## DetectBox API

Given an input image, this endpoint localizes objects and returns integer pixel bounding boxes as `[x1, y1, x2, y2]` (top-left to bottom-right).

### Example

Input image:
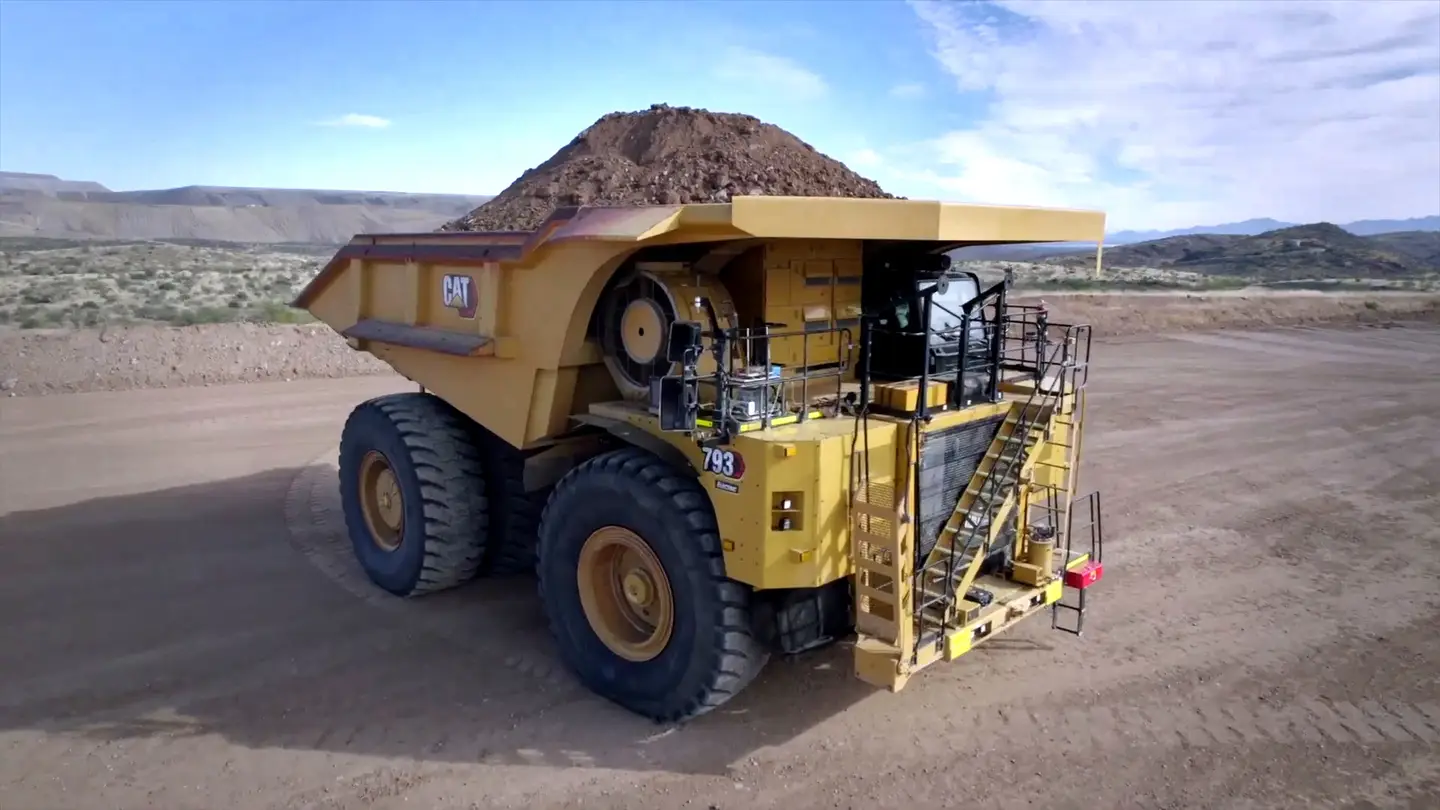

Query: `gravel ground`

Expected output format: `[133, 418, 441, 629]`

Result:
[1, 323, 1437, 809]
[2, 292, 1435, 398]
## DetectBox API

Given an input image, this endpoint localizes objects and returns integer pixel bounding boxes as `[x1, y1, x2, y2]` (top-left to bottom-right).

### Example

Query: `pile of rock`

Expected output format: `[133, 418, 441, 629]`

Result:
[441, 104, 894, 232]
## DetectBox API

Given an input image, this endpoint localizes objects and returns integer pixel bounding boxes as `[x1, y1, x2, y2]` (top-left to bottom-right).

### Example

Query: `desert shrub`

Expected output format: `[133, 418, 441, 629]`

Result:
[173, 306, 237, 325]
[134, 303, 182, 322]
[257, 300, 313, 323]
[18, 308, 58, 328]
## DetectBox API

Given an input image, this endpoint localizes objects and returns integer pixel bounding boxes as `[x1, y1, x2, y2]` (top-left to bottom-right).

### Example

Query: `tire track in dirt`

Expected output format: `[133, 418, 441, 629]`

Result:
[1180, 325, 1439, 365]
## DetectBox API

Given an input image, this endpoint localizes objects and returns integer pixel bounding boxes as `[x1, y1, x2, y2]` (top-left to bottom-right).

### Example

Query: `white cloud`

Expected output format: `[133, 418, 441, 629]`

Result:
[712, 46, 829, 100]
[318, 113, 392, 129]
[903, 0, 1440, 230]
[850, 147, 885, 168]
[890, 82, 927, 99]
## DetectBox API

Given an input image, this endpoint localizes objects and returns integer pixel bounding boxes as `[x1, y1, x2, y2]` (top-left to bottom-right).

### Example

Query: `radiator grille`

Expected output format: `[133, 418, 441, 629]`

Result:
[914, 414, 1006, 563]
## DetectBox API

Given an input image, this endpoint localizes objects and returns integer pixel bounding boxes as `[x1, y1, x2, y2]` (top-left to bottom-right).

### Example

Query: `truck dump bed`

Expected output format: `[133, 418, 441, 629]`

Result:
[292, 197, 1104, 449]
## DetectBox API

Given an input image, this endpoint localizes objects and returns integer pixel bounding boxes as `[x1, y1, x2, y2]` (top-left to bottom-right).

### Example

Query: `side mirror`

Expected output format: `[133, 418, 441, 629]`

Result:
[666, 320, 703, 365]
[657, 375, 697, 432]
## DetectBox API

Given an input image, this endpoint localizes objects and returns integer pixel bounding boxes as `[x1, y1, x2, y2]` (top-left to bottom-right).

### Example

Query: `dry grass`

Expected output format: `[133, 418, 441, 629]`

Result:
[0, 238, 332, 328]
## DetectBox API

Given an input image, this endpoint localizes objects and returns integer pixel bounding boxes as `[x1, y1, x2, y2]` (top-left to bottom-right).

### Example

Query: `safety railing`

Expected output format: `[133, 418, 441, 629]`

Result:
[690, 321, 856, 439]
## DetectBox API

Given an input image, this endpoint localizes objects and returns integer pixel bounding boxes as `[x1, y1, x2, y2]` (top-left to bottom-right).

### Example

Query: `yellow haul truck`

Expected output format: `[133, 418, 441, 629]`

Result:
[293, 197, 1108, 722]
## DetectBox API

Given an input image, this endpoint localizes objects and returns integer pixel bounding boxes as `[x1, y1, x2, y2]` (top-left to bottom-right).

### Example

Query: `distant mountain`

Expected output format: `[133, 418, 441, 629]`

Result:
[950, 215, 1440, 263]
[1089, 222, 1440, 279]
[4, 170, 1436, 249]
[1107, 216, 1440, 244]
[1364, 231, 1440, 267]
[1338, 216, 1440, 236]
[0, 171, 110, 195]
[0, 172, 492, 244]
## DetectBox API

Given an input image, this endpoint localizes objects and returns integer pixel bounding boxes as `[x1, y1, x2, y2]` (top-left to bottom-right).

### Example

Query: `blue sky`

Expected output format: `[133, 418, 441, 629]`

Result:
[2, 0, 1437, 231]
[0, 1, 953, 194]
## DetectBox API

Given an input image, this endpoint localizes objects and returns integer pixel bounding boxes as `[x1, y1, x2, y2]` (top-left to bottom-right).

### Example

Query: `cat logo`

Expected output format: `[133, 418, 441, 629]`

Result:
[442, 274, 478, 319]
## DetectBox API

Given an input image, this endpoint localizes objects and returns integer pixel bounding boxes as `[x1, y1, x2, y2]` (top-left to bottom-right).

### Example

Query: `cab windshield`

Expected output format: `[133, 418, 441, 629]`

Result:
[916, 275, 981, 346]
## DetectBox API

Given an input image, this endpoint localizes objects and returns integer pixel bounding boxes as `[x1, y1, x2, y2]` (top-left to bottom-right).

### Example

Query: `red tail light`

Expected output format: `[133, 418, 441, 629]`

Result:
[1064, 561, 1102, 590]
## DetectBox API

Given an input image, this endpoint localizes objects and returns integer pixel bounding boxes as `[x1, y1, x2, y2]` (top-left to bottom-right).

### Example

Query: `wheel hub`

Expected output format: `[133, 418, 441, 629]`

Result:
[622, 570, 654, 608]
[358, 450, 404, 551]
[576, 526, 675, 662]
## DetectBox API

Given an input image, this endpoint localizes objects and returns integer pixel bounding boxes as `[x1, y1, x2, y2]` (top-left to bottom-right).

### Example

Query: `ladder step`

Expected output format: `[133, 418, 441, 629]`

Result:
[945, 519, 990, 535]
[922, 555, 976, 577]
[919, 590, 950, 610]
[922, 561, 977, 589]
[944, 515, 990, 530]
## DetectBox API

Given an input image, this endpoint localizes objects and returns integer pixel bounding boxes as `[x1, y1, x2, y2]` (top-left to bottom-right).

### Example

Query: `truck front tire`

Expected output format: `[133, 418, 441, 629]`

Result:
[536, 447, 768, 722]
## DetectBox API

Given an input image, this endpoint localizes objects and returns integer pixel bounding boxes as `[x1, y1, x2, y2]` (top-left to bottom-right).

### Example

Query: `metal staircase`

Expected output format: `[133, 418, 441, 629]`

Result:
[921, 397, 1048, 625]
[849, 302, 1105, 688]
[914, 383, 1061, 646]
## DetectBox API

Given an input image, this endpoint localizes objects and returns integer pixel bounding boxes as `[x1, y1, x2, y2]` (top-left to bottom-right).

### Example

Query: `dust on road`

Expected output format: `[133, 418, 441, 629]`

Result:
[1, 324, 1437, 810]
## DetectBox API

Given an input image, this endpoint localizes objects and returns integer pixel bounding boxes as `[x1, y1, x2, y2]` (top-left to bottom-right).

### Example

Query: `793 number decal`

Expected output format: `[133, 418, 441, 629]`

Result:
[702, 447, 746, 480]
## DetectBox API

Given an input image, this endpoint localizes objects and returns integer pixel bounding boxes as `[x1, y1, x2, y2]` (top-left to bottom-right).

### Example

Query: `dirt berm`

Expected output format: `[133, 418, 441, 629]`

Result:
[441, 103, 895, 232]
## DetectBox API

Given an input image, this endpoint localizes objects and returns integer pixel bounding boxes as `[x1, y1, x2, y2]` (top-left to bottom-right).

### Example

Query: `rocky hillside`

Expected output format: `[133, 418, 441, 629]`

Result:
[1080, 223, 1440, 280]
[0, 173, 492, 243]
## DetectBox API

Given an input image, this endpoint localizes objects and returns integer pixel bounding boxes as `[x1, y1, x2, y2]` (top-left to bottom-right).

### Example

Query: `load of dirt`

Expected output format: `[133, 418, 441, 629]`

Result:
[441, 104, 895, 233]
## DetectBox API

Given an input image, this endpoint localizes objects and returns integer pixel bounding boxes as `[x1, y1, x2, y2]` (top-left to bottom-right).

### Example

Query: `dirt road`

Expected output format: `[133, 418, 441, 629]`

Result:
[2, 324, 1438, 810]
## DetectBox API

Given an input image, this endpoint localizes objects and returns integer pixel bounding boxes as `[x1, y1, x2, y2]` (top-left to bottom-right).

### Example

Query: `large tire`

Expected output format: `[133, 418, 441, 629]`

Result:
[473, 429, 544, 577]
[537, 446, 767, 723]
[338, 393, 488, 597]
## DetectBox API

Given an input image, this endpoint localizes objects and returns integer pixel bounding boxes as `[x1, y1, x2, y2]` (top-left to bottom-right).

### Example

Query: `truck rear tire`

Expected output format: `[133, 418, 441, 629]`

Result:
[472, 428, 544, 577]
[338, 393, 489, 597]
[536, 446, 767, 722]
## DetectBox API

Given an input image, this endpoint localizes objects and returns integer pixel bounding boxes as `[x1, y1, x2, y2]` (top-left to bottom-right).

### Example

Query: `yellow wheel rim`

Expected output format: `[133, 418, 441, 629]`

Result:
[358, 450, 404, 551]
[576, 526, 675, 662]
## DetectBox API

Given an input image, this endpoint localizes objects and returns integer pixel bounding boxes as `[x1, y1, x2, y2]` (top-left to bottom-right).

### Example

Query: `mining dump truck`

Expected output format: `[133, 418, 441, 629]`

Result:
[293, 196, 1108, 722]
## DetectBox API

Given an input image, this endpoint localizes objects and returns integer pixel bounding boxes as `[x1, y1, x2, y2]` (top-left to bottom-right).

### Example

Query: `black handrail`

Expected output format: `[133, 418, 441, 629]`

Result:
[685, 320, 857, 442]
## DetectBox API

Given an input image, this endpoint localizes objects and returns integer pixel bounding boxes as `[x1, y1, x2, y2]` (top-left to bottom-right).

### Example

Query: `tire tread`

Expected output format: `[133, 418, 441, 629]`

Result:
[339, 392, 489, 595]
[537, 446, 767, 722]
